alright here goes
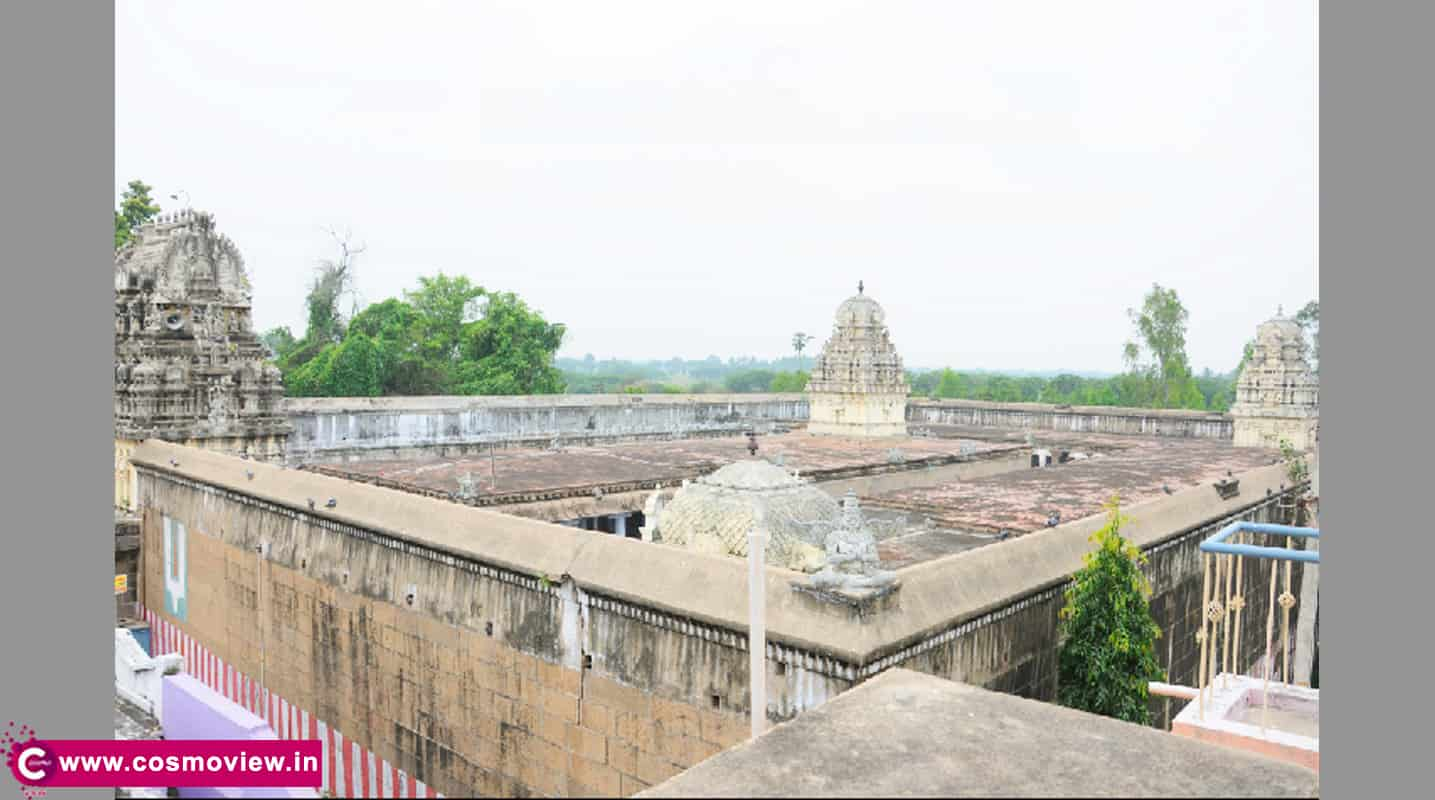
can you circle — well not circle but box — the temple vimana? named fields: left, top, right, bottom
left=114, top=211, right=1320, bottom=797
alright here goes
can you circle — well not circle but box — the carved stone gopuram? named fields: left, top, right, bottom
left=1230, top=310, right=1318, bottom=451
left=114, top=210, right=291, bottom=509
left=806, top=283, right=909, bottom=438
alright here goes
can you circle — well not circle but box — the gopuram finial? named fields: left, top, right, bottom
left=858, top=280, right=864, bottom=295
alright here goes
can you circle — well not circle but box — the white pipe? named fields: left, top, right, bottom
left=748, top=526, right=769, bottom=740
left=1149, top=681, right=1199, bottom=701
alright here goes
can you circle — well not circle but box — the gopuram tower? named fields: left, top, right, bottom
left=1230, top=308, right=1319, bottom=451
left=113, top=210, right=291, bottom=511
left=805, top=282, right=909, bottom=438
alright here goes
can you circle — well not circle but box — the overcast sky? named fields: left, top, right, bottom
left=115, top=1, right=1316, bottom=374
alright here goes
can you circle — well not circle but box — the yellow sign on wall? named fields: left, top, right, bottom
left=115, top=574, right=128, bottom=595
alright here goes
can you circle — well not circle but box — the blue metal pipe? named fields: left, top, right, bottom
left=1199, top=521, right=1321, bottom=563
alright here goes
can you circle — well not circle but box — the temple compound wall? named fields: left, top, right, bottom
left=908, top=399, right=1235, bottom=439
left=285, top=394, right=808, bottom=463
left=284, top=395, right=1235, bottom=465
left=131, top=441, right=1304, bottom=797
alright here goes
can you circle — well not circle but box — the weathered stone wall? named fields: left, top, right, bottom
left=890, top=492, right=1304, bottom=728
left=134, top=469, right=825, bottom=798
left=284, top=394, right=1233, bottom=463
left=132, top=442, right=1303, bottom=797
left=908, top=400, right=1234, bottom=439
left=284, top=395, right=808, bottom=463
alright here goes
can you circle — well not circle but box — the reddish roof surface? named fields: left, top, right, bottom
left=316, top=432, right=1010, bottom=496
left=867, top=426, right=1281, bottom=533
left=318, top=425, right=1283, bottom=543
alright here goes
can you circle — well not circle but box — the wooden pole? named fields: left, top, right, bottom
left=1233, top=534, right=1245, bottom=676
left=1198, top=552, right=1211, bottom=719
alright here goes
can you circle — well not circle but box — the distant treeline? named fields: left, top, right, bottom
left=558, top=355, right=1238, bottom=410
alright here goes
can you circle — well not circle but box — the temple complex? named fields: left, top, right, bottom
left=113, top=209, right=290, bottom=512
left=805, top=283, right=909, bottom=438
left=1230, top=310, right=1319, bottom=451
left=111, top=253, right=1319, bottom=797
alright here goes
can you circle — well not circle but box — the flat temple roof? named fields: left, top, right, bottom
left=315, top=427, right=1280, bottom=536
left=641, top=669, right=1318, bottom=798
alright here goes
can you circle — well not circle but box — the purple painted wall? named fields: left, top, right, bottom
left=161, top=674, right=319, bottom=799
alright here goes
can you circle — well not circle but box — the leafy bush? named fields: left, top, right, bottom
left=1057, top=496, right=1166, bottom=725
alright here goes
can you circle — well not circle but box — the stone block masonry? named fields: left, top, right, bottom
left=130, top=440, right=1304, bottom=796
left=909, top=399, right=1234, bottom=439
left=284, top=394, right=808, bottom=463
left=133, top=460, right=762, bottom=797
left=282, top=393, right=1238, bottom=467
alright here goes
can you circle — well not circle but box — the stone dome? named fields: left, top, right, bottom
left=835, top=293, right=886, bottom=329
left=651, top=460, right=837, bottom=572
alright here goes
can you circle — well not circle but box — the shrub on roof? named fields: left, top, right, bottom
left=1057, top=495, right=1166, bottom=725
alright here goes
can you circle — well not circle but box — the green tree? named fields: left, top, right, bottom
left=1125, top=284, right=1195, bottom=408
left=348, top=298, right=435, bottom=394
left=455, top=291, right=567, bottom=395
left=791, top=332, right=814, bottom=370
left=935, top=369, right=968, bottom=399
left=1044, top=374, right=1085, bottom=404
left=725, top=369, right=777, bottom=393
left=114, top=180, right=161, bottom=249
left=405, top=273, right=487, bottom=370
left=1294, top=300, right=1319, bottom=374
left=283, top=345, right=339, bottom=397
left=321, top=333, right=385, bottom=397
left=301, top=231, right=364, bottom=350
left=259, top=326, right=298, bottom=361
left=769, top=371, right=810, bottom=392
left=1057, top=496, right=1166, bottom=725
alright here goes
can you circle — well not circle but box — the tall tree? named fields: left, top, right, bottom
left=791, top=332, right=813, bottom=369
left=455, top=290, right=567, bottom=395
left=405, top=273, right=486, bottom=370
left=1294, top=300, right=1319, bottom=373
left=303, top=230, right=364, bottom=348
left=114, top=180, right=161, bottom=249
left=1058, top=496, right=1166, bottom=725
left=1126, top=284, right=1194, bottom=408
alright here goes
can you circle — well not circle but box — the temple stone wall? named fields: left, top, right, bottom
left=284, top=395, right=808, bottom=463
left=283, top=394, right=1240, bottom=464
left=908, top=400, right=1235, bottom=439
left=134, top=468, right=825, bottom=798
left=132, top=441, right=1307, bottom=798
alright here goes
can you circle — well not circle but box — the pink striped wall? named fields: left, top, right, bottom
left=140, top=606, right=444, bottom=799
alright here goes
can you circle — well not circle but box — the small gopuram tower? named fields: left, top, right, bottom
left=806, top=282, right=909, bottom=438
left=113, top=210, right=291, bottom=511
left=1231, top=308, right=1319, bottom=451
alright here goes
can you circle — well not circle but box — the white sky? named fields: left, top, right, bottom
left=115, top=1, right=1316, bottom=374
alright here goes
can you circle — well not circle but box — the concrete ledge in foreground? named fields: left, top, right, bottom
left=638, top=669, right=1319, bottom=798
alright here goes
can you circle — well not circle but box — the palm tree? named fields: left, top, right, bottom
left=792, top=332, right=813, bottom=370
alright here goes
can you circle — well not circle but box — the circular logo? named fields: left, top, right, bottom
left=10, top=741, right=56, bottom=786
